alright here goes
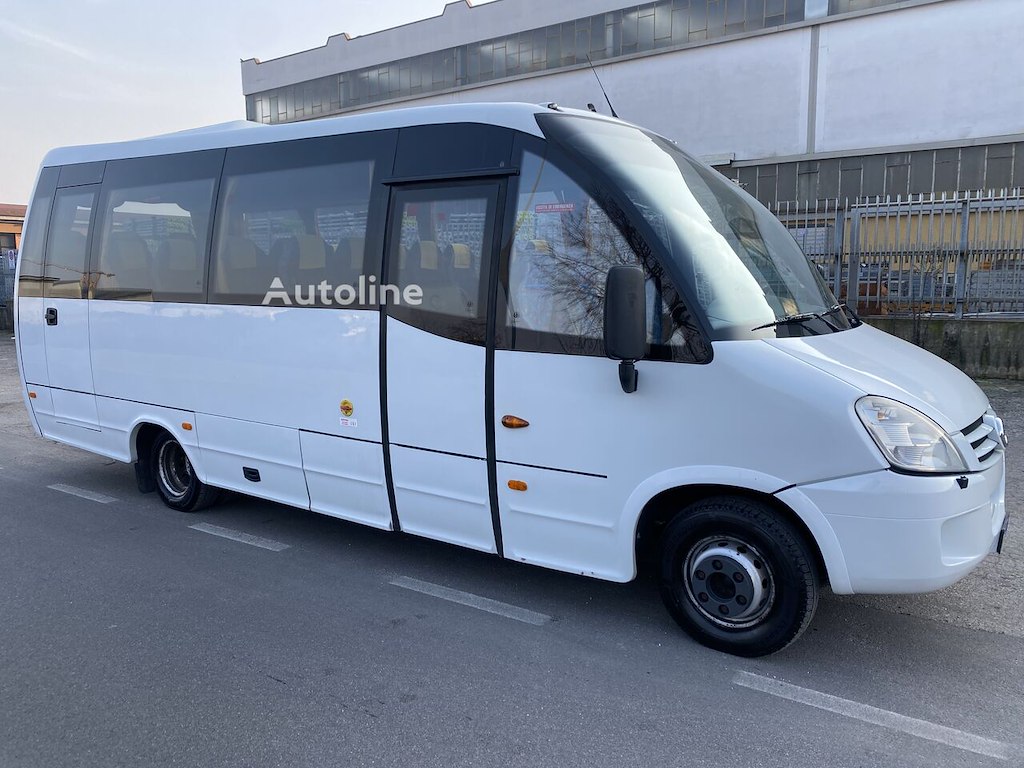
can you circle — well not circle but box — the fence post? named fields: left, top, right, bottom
left=832, top=203, right=845, bottom=299
left=848, top=207, right=861, bottom=310
left=954, top=197, right=970, bottom=319
left=0, top=250, right=13, bottom=333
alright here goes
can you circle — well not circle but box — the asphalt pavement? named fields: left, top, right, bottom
left=1, top=334, right=1022, bottom=768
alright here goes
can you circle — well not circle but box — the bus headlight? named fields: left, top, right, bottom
left=856, top=396, right=968, bottom=473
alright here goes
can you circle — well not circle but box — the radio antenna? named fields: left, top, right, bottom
left=585, top=55, right=618, bottom=118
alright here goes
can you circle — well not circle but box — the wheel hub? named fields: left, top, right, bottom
left=158, top=440, right=192, bottom=500
left=684, top=536, right=774, bottom=627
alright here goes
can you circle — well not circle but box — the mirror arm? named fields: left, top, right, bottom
left=618, top=360, right=638, bottom=394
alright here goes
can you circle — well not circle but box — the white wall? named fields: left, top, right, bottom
left=814, top=0, right=1024, bottom=153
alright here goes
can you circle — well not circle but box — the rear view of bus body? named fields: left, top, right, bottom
left=15, top=103, right=1009, bottom=656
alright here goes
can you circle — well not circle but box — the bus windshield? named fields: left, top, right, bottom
left=539, top=114, right=850, bottom=338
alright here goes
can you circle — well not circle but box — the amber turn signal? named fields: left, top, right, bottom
left=507, top=480, right=528, bottom=492
left=181, top=422, right=193, bottom=431
left=501, top=415, right=530, bottom=429
left=28, top=391, right=37, bottom=399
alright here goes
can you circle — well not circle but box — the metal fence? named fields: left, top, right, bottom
left=0, top=250, right=15, bottom=332
left=771, top=189, right=1024, bottom=317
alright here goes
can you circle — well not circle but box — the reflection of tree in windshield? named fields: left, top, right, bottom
left=516, top=201, right=633, bottom=341
left=506, top=149, right=710, bottom=362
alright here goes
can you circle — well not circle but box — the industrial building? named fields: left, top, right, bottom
left=241, top=0, right=1024, bottom=207
left=0, top=204, right=24, bottom=253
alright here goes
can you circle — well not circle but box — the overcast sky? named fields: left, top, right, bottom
left=0, top=0, right=495, bottom=204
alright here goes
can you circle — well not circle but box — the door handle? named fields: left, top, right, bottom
left=45, top=307, right=58, bottom=326
left=501, top=415, right=530, bottom=429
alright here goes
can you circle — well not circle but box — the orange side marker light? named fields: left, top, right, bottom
left=181, top=422, right=193, bottom=431
left=508, top=480, right=528, bottom=492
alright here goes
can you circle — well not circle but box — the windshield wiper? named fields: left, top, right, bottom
left=752, top=310, right=841, bottom=333
left=827, top=302, right=862, bottom=327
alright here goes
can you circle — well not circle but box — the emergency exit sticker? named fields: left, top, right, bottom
left=536, top=202, right=575, bottom=213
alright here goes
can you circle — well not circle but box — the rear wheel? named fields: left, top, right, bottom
left=659, top=496, right=818, bottom=657
left=151, top=432, right=219, bottom=512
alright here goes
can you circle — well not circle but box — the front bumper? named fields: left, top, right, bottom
left=782, top=454, right=1007, bottom=594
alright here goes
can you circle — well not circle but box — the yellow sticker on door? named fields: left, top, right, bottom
left=339, top=399, right=357, bottom=428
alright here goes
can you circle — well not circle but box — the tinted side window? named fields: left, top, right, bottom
left=501, top=150, right=703, bottom=362
left=93, top=151, right=222, bottom=302
left=393, top=124, right=513, bottom=178
left=212, top=133, right=392, bottom=307
left=58, top=162, right=104, bottom=188
left=44, top=187, right=96, bottom=299
left=386, top=183, right=498, bottom=346
left=16, top=167, right=58, bottom=298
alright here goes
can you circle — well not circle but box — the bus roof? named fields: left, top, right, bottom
left=40, top=102, right=623, bottom=168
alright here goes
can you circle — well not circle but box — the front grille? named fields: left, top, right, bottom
left=961, top=414, right=1000, bottom=465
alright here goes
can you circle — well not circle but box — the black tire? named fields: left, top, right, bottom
left=659, top=496, right=818, bottom=657
left=150, top=432, right=219, bottom=513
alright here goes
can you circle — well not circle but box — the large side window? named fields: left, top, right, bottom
left=212, top=134, right=389, bottom=307
left=501, top=149, right=701, bottom=361
left=93, top=151, right=222, bottom=302
left=44, top=187, right=96, bottom=299
left=16, top=167, right=59, bottom=298
left=386, top=183, right=498, bottom=345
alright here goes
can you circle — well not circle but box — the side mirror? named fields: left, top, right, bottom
left=604, top=265, right=647, bottom=393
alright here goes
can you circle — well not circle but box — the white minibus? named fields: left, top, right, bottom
left=15, top=103, right=1009, bottom=656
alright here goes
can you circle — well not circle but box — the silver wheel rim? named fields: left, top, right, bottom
left=682, top=535, right=775, bottom=628
left=157, top=440, right=192, bottom=501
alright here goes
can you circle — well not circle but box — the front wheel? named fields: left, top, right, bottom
left=151, top=432, right=219, bottom=513
left=659, top=496, right=818, bottom=657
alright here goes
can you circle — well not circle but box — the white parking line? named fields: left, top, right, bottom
left=189, top=523, right=290, bottom=552
left=733, top=671, right=1011, bottom=761
left=390, top=576, right=551, bottom=626
left=48, top=483, right=117, bottom=504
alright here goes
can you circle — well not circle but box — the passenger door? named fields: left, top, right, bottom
left=383, top=182, right=502, bottom=552
left=40, top=182, right=102, bottom=442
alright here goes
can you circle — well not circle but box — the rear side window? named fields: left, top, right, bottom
left=211, top=133, right=391, bottom=307
left=16, top=167, right=58, bottom=298
left=44, top=187, right=96, bottom=299
left=93, top=151, right=222, bottom=302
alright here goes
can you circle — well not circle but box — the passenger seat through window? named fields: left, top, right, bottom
left=272, top=234, right=332, bottom=296
left=215, top=235, right=273, bottom=300
left=154, top=233, right=202, bottom=297
left=100, top=231, right=152, bottom=298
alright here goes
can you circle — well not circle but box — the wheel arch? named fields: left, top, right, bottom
left=623, top=467, right=850, bottom=593
left=128, top=416, right=206, bottom=483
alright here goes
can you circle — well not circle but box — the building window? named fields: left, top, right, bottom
left=249, top=1, right=810, bottom=124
